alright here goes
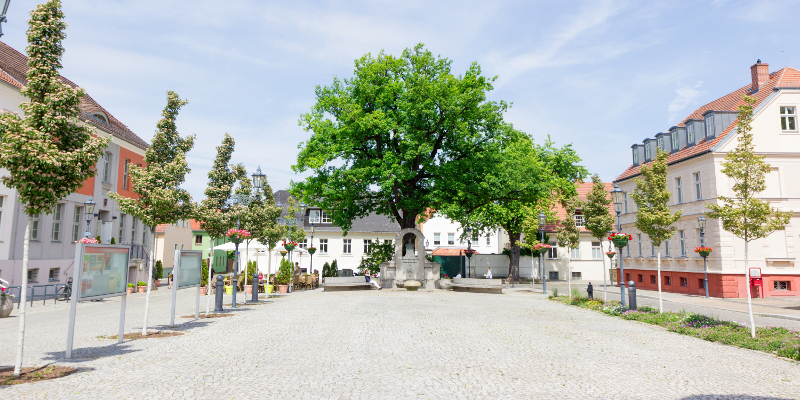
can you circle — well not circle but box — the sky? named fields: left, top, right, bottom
left=2, top=0, right=800, bottom=200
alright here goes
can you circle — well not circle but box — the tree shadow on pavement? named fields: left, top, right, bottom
left=42, top=342, right=141, bottom=363
left=680, top=396, right=793, bottom=400
left=153, top=320, right=213, bottom=332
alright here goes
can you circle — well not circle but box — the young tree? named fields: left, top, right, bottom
left=254, top=177, right=288, bottom=280
left=631, top=149, right=682, bottom=312
left=198, top=134, right=237, bottom=314
left=0, top=0, right=108, bottom=377
left=293, top=44, right=516, bottom=234
left=358, top=238, right=394, bottom=274
left=706, top=94, right=792, bottom=337
left=557, top=195, right=582, bottom=298
left=583, top=175, right=614, bottom=301
left=110, top=91, right=195, bottom=336
left=233, top=166, right=282, bottom=286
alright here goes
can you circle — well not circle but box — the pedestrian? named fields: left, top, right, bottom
left=484, top=267, right=493, bottom=279
left=365, top=271, right=382, bottom=290
left=587, top=282, right=594, bottom=300
left=168, top=272, right=174, bottom=289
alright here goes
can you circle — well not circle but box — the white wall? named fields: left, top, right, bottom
left=421, top=214, right=504, bottom=254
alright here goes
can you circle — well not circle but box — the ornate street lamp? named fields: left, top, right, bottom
left=0, top=0, right=11, bottom=38
left=538, top=211, right=546, bottom=295
left=610, top=183, right=626, bottom=308
left=83, top=197, right=96, bottom=238
left=699, top=214, right=709, bottom=298
left=252, top=166, right=266, bottom=190
left=228, top=167, right=265, bottom=308
left=309, top=223, right=316, bottom=286
left=464, top=226, right=473, bottom=277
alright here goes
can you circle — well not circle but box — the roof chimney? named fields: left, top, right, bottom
left=751, top=59, right=769, bottom=93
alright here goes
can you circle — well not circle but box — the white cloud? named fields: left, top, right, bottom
left=668, top=82, right=704, bottom=122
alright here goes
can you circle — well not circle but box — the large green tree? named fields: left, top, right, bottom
left=557, top=195, right=582, bottom=298
left=706, top=94, right=792, bottom=337
left=583, top=175, right=614, bottom=301
left=631, top=148, right=682, bottom=312
left=110, top=91, right=195, bottom=336
left=0, top=0, right=108, bottom=377
left=292, top=44, right=515, bottom=235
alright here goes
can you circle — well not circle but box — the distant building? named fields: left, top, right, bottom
left=190, top=219, right=232, bottom=274
left=155, top=220, right=194, bottom=278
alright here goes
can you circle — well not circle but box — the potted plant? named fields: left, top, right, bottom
left=279, top=250, right=288, bottom=258
left=226, top=228, right=251, bottom=244
left=154, top=260, right=164, bottom=287
left=77, top=237, right=99, bottom=244
left=608, top=233, right=633, bottom=248
left=282, top=240, right=297, bottom=253
left=463, top=249, right=476, bottom=258
left=695, top=246, right=713, bottom=258
left=137, top=281, right=147, bottom=293
left=605, top=251, right=616, bottom=259
left=276, top=259, right=293, bottom=294
left=200, top=260, right=209, bottom=295
left=0, top=287, right=14, bottom=318
left=127, top=283, right=134, bottom=294
left=307, top=246, right=317, bottom=255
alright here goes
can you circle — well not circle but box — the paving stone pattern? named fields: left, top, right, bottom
left=1, top=288, right=799, bottom=399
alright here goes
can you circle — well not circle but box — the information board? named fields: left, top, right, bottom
left=80, top=245, right=130, bottom=300
left=178, top=250, right=202, bottom=288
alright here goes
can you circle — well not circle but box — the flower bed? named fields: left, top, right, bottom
left=549, top=295, right=800, bottom=361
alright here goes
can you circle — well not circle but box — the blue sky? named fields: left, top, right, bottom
left=3, top=0, right=799, bottom=200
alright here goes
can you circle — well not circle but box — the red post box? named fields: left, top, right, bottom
left=749, top=268, right=762, bottom=286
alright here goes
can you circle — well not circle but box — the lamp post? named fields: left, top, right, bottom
left=465, top=226, right=473, bottom=277
left=699, top=214, right=709, bottom=298
left=0, top=0, right=11, bottom=38
left=309, top=223, right=316, bottom=285
left=538, top=211, right=546, bottom=295
left=83, top=197, right=96, bottom=238
left=228, top=167, right=265, bottom=308
left=611, top=183, right=626, bottom=308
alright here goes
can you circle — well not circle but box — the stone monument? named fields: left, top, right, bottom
left=379, top=228, right=440, bottom=289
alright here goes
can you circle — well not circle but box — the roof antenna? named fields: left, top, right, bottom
left=0, top=0, right=10, bottom=38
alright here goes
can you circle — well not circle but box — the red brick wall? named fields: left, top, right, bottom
left=616, top=268, right=800, bottom=298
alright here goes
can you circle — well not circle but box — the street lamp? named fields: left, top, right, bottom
left=611, top=183, right=626, bottom=308
left=699, top=214, right=709, bottom=298
left=465, top=226, right=473, bottom=277
left=0, top=0, right=11, bottom=38
left=83, top=197, right=96, bottom=238
left=538, top=211, right=546, bottom=295
left=228, top=168, right=266, bottom=308
left=309, top=223, right=316, bottom=286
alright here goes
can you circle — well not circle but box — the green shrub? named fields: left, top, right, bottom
left=155, top=260, right=164, bottom=280
left=110, top=237, right=116, bottom=244
left=137, top=281, right=146, bottom=287
left=552, top=288, right=558, bottom=297
left=201, top=260, right=209, bottom=287
left=276, top=259, right=293, bottom=285
left=585, top=300, right=604, bottom=310
left=127, top=283, right=134, bottom=287
left=570, top=287, right=580, bottom=299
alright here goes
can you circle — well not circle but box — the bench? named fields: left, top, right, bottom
left=450, top=278, right=503, bottom=294
left=323, top=277, right=375, bottom=292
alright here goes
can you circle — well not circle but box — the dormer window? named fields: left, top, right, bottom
left=633, top=149, right=639, bottom=164
left=687, top=124, right=694, bottom=144
left=657, top=137, right=664, bottom=151
left=705, top=115, right=714, bottom=138
left=645, top=143, right=651, bottom=160
left=91, top=113, right=108, bottom=124
left=780, top=106, right=797, bottom=131
left=671, top=132, right=679, bottom=151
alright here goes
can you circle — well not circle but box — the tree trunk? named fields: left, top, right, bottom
left=142, top=226, right=157, bottom=336
left=13, top=214, right=32, bottom=377
left=567, top=251, right=572, bottom=299
left=657, top=250, right=663, bottom=312
left=205, top=239, right=215, bottom=315
left=744, top=241, right=756, bottom=338
left=601, top=240, right=607, bottom=302
left=508, top=231, right=521, bottom=282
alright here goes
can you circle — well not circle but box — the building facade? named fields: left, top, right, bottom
left=155, top=220, right=195, bottom=277
left=615, top=60, right=800, bottom=298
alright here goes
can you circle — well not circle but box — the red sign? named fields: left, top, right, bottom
left=751, top=278, right=763, bottom=287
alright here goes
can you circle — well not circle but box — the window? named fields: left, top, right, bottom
left=547, top=243, right=558, bottom=259
left=486, top=236, right=490, bottom=246
left=181, top=243, right=184, bottom=250
left=118, top=214, right=125, bottom=243
left=626, top=244, right=630, bottom=257
left=677, top=231, right=685, bottom=256
left=699, top=279, right=706, bottom=289
left=363, top=239, right=372, bottom=254
left=664, top=240, right=670, bottom=257
left=299, top=239, right=307, bottom=249
left=28, top=268, right=39, bottom=282
left=131, top=217, right=137, bottom=244
left=571, top=272, right=581, bottom=280
left=625, top=273, right=631, bottom=282
left=774, top=281, right=789, bottom=291
left=343, top=239, right=352, bottom=254
left=174, top=243, right=178, bottom=251
left=570, top=247, right=580, bottom=260
left=591, top=241, right=602, bottom=259
left=665, top=276, right=672, bottom=285
left=549, top=271, right=559, bottom=280
left=448, top=233, right=455, bottom=245
left=780, top=106, right=797, bottom=131
left=195, top=235, right=203, bottom=245
left=48, top=268, right=60, bottom=282
left=705, top=115, right=714, bottom=137
left=650, top=241, right=655, bottom=257
left=433, top=233, right=440, bottom=246
left=687, top=124, right=694, bottom=144
left=694, top=172, right=702, bottom=200
left=50, top=203, right=63, bottom=241
left=672, top=132, right=679, bottom=150
left=633, top=149, right=639, bottom=164
left=624, top=192, right=628, bottom=213
left=31, top=213, right=41, bottom=240
left=142, top=229, right=146, bottom=245
left=319, top=239, right=328, bottom=254
left=574, top=214, right=584, bottom=226
left=638, top=274, right=644, bottom=283
left=72, top=206, right=82, bottom=242
left=637, top=234, right=642, bottom=257
left=645, top=143, right=651, bottom=159
left=471, top=233, right=479, bottom=243
left=651, top=275, right=657, bottom=284
left=657, top=136, right=664, bottom=151
left=680, top=277, right=688, bottom=287
left=321, top=210, right=331, bottom=223
left=675, top=177, right=683, bottom=203
left=103, top=152, right=112, bottom=183
left=122, top=159, right=130, bottom=189
left=309, top=210, right=320, bottom=224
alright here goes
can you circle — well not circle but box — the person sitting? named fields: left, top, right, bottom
left=365, top=272, right=382, bottom=290
left=484, top=267, right=493, bottom=279
left=455, top=273, right=462, bottom=278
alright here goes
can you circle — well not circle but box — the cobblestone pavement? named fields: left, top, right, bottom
left=1, top=287, right=799, bottom=399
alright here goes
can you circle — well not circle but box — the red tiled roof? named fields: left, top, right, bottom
left=190, top=219, right=202, bottom=231
left=0, top=41, right=149, bottom=150
left=544, top=181, right=614, bottom=232
left=155, top=224, right=168, bottom=234
left=432, top=248, right=478, bottom=256
left=615, top=67, right=799, bottom=182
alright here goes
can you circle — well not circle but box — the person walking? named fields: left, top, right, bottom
left=484, top=267, right=493, bottom=279
left=587, top=282, right=594, bottom=300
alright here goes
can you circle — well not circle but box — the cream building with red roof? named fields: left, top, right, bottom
left=614, top=60, right=800, bottom=298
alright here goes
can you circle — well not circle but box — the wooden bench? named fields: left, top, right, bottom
left=323, top=277, right=375, bottom=292
left=450, top=278, right=503, bottom=294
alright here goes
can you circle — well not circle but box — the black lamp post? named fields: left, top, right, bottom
left=229, top=167, right=265, bottom=308
left=0, top=0, right=11, bottom=38
left=83, top=197, right=96, bottom=238
left=611, top=183, right=626, bottom=308
left=538, top=211, right=546, bottom=295
left=699, top=214, right=709, bottom=298
left=309, top=223, right=316, bottom=285
left=465, top=226, right=473, bottom=277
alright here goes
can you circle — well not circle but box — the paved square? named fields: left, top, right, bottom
left=1, top=288, right=799, bottom=399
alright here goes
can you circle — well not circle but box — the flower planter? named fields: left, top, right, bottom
left=698, top=251, right=711, bottom=258
left=464, top=250, right=476, bottom=258
left=154, top=280, right=160, bottom=288
left=277, top=285, right=289, bottom=294
left=267, top=285, right=274, bottom=294
left=126, top=287, right=134, bottom=295
left=605, top=252, right=616, bottom=259
left=307, top=248, right=317, bottom=255
left=611, top=237, right=629, bottom=248
left=137, top=286, right=146, bottom=293
left=284, top=244, right=295, bottom=252
left=200, top=286, right=207, bottom=296
left=224, top=286, right=233, bottom=295
left=245, top=286, right=253, bottom=295
left=0, top=296, right=13, bottom=318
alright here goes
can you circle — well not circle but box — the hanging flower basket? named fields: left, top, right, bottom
left=279, top=251, right=288, bottom=258
left=307, top=247, right=317, bottom=255
left=226, top=229, right=250, bottom=244
left=282, top=241, right=297, bottom=252
left=695, top=246, right=713, bottom=258
left=605, top=251, right=616, bottom=259
left=608, top=233, right=632, bottom=248
left=77, top=237, right=99, bottom=244
left=463, top=249, right=476, bottom=258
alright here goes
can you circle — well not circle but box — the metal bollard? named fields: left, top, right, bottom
left=214, top=275, right=224, bottom=312
left=251, top=274, right=259, bottom=303
left=628, top=281, right=637, bottom=310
